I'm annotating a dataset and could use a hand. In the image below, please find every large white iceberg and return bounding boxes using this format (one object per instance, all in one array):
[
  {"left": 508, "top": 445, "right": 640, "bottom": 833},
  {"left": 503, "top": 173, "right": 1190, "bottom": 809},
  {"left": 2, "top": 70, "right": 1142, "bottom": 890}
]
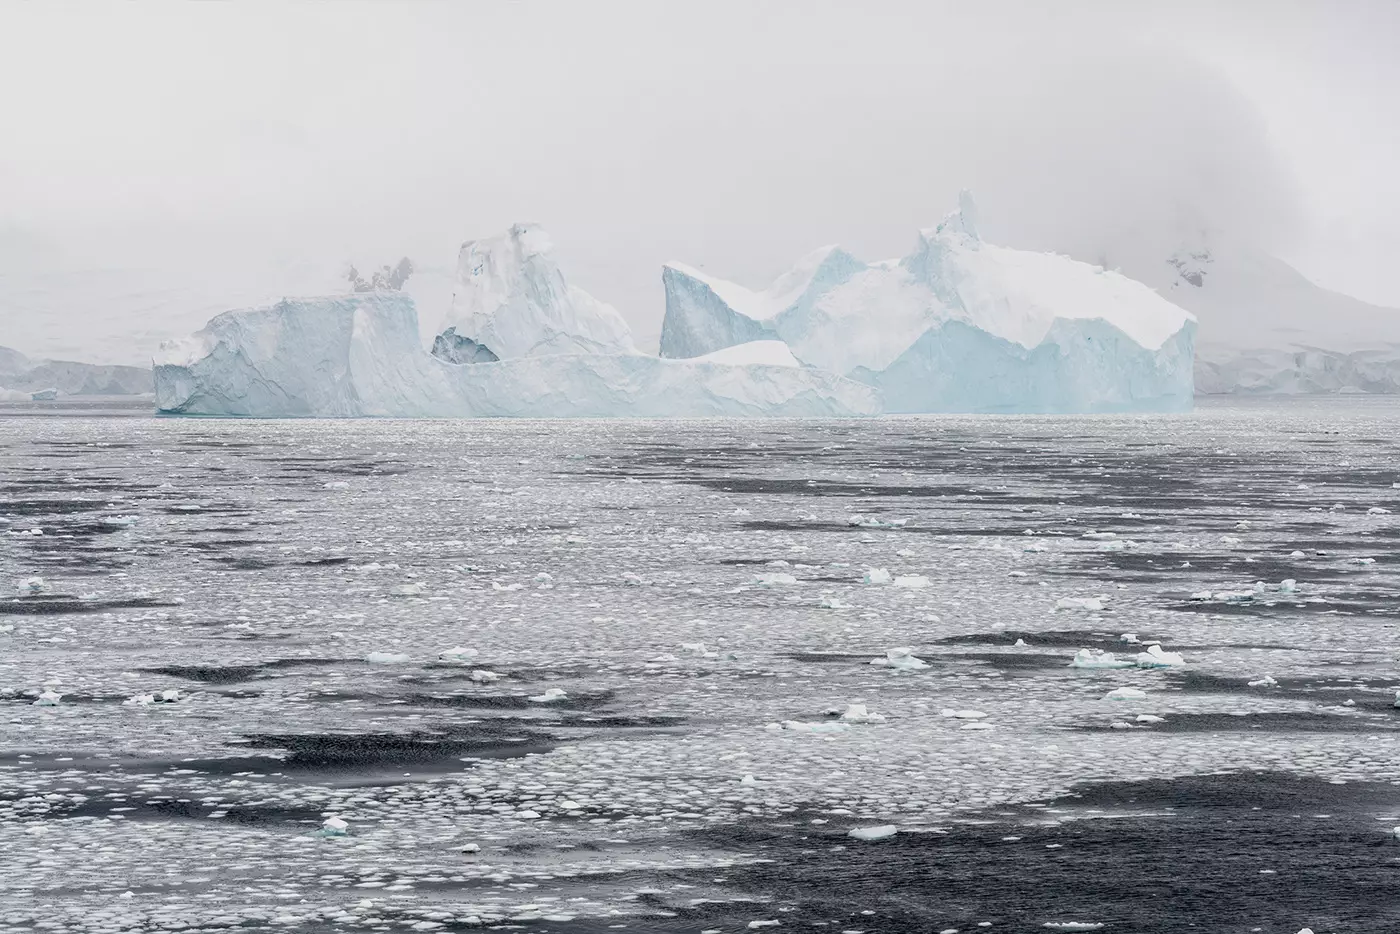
[
  {"left": 660, "top": 192, "right": 1196, "bottom": 413},
  {"left": 155, "top": 201, "right": 1197, "bottom": 417},
  {"left": 153, "top": 247, "right": 879, "bottom": 418}
]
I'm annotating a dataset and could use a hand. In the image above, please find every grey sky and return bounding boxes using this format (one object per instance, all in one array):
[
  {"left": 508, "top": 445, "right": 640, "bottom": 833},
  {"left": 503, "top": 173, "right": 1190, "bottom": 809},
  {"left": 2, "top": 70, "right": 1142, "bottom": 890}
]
[{"left": 1, "top": 0, "right": 1396, "bottom": 362}]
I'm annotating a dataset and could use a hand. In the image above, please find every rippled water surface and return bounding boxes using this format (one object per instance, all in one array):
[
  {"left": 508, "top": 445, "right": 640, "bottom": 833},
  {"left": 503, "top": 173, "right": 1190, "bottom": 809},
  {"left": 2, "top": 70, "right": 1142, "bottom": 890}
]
[{"left": 3, "top": 399, "right": 1399, "bottom": 933}]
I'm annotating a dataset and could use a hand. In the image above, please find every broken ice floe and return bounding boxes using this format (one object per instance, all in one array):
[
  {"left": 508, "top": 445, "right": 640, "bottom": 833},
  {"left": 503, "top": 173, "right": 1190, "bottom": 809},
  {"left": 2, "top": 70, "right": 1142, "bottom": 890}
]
[
  {"left": 528, "top": 687, "right": 568, "bottom": 703},
  {"left": 870, "top": 648, "right": 928, "bottom": 670},
  {"left": 1248, "top": 675, "right": 1279, "bottom": 688},
  {"left": 1103, "top": 687, "right": 1148, "bottom": 700},
  {"left": 33, "top": 690, "right": 63, "bottom": 706},
  {"left": 892, "top": 574, "right": 930, "bottom": 588},
  {"left": 17, "top": 576, "right": 49, "bottom": 596},
  {"left": 848, "top": 825, "right": 898, "bottom": 841},
  {"left": 1055, "top": 596, "right": 1103, "bottom": 612},
  {"left": 863, "top": 568, "right": 893, "bottom": 584},
  {"left": 365, "top": 652, "right": 412, "bottom": 664},
  {"left": 1134, "top": 645, "right": 1185, "bottom": 669},
  {"left": 1069, "top": 649, "right": 1134, "bottom": 670},
  {"left": 438, "top": 646, "right": 479, "bottom": 662},
  {"left": 838, "top": 703, "right": 885, "bottom": 723},
  {"left": 321, "top": 817, "right": 349, "bottom": 836}
]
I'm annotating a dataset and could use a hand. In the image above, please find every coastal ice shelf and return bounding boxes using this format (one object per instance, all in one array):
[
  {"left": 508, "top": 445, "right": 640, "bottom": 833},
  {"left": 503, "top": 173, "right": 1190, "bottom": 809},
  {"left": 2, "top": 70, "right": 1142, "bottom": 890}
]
[{"left": 154, "top": 197, "right": 1196, "bottom": 417}]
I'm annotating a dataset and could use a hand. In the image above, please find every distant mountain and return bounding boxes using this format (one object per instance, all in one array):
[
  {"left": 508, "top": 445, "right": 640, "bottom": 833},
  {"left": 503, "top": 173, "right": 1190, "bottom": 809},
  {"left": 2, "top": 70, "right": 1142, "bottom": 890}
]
[
  {"left": 0, "top": 345, "right": 151, "bottom": 396},
  {"left": 1121, "top": 237, "right": 1400, "bottom": 393}
]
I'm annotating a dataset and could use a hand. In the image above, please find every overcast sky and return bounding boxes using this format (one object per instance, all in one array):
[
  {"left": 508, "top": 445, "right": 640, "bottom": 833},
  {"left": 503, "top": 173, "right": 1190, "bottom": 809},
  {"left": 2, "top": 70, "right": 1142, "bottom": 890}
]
[{"left": 1, "top": 0, "right": 1397, "bottom": 361}]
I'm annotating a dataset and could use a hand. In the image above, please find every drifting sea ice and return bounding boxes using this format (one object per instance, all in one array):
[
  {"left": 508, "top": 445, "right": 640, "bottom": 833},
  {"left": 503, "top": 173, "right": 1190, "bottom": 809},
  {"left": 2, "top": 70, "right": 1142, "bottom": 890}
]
[
  {"left": 365, "top": 652, "right": 412, "bottom": 664},
  {"left": 1134, "top": 645, "right": 1186, "bottom": 668},
  {"left": 848, "top": 825, "right": 899, "bottom": 841},
  {"left": 863, "top": 568, "right": 893, "bottom": 584},
  {"left": 529, "top": 688, "right": 569, "bottom": 703},
  {"left": 870, "top": 648, "right": 929, "bottom": 670},
  {"left": 1069, "top": 649, "right": 1134, "bottom": 670},
  {"left": 1055, "top": 596, "right": 1103, "bottom": 611}
]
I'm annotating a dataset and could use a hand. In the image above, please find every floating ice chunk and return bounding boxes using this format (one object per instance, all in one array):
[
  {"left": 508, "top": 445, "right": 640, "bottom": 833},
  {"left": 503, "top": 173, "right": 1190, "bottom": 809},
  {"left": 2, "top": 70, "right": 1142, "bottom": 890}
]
[
  {"left": 157, "top": 689, "right": 181, "bottom": 703},
  {"left": 124, "top": 693, "right": 155, "bottom": 706},
  {"left": 323, "top": 480, "right": 350, "bottom": 490},
  {"left": 893, "top": 574, "right": 930, "bottom": 588},
  {"left": 1119, "top": 633, "right": 1139, "bottom": 644},
  {"left": 491, "top": 580, "right": 524, "bottom": 591},
  {"left": 1393, "top": 690, "right": 1400, "bottom": 709},
  {"left": 1352, "top": 557, "right": 1376, "bottom": 565},
  {"left": 534, "top": 572, "right": 554, "bottom": 585},
  {"left": 1082, "top": 531, "right": 1116, "bottom": 541},
  {"left": 1135, "top": 645, "right": 1185, "bottom": 668},
  {"left": 680, "top": 642, "right": 719, "bottom": 658},
  {"left": 839, "top": 703, "right": 886, "bottom": 723},
  {"left": 365, "top": 652, "right": 412, "bottom": 664},
  {"left": 733, "top": 507, "right": 751, "bottom": 516},
  {"left": 863, "top": 568, "right": 892, "bottom": 584},
  {"left": 469, "top": 669, "right": 503, "bottom": 683},
  {"left": 1055, "top": 597, "right": 1103, "bottom": 612},
  {"left": 1135, "top": 714, "right": 1165, "bottom": 723},
  {"left": 1042, "top": 925, "right": 1104, "bottom": 932},
  {"left": 848, "top": 515, "right": 908, "bottom": 529},
  {"left": 389, "top": 583, "right": 427, "bottom": 597},
  {"left": 322, "top": 817, "right": 349, "bottom": 836},
  {"left": 438, "top": 646, "right": 479, "bottom": 662},
  {"left": 1103, "top": 687, "right": 1147, "bottom": 700},
  {"left": 941, "top": 709, "right": 988, "bottom": 719},
  {"left": 1013, "top": 638, "right": 1028, "bottom": 647},
  {"left": 516, "top": 809, "right": 541, "bottom": 819},
  {"left": 819, "top": 596, "right": 851, "bottom": 609},
  {"left": 896, "top": 548, "right": 917, "bottom": 557},
  {"left": 622, "top": 572, "right": 644, "bottom": 586},
  {"left": 747, "top": 921, "right": 782, "bottom": 929},
  {"left": 528, "top": 687, "right": 568, "bottom": 703},
  {"left": 848, "top": 825, "right": 898, "bottom": 841},
  {"left": 34, "top": 690, "right": 63, "bottom": 706},
  {"left": 754, "top": 572, "right": 798, "bottom": 587},
  {"left": 17, "top": 576, "right": 49, "bottom": 596},
  {"left": 1248, "top": 675, "right": 1279, "bottom": 688},
  {"left": 1369, "top": 506, "right": 1392, "bottom": 515},
  {"left": 781, "top": 720, "right": 849, "bottom": 734},
  {"left": 870, "top": 647, "right": 928, "bottom": 670},
  {"left": 101, "top": 515, "right": 138, "bottom": 527},
  {"left": 961, "top": 721, "right": 993, "bottom": 731},
  {"left": 1069, "top": 649, "right": 1134, "bottom": 670},
  {"left": 1024, "top": 542, "right": 1048, "bottom": 552}
]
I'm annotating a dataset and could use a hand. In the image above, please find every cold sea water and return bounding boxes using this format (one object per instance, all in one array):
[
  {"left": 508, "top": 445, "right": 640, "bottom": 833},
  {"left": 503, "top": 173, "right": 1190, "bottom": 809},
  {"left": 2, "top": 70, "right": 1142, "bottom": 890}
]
[{"left": 2, "top": 397, "right": 1399, "bottom": 934}]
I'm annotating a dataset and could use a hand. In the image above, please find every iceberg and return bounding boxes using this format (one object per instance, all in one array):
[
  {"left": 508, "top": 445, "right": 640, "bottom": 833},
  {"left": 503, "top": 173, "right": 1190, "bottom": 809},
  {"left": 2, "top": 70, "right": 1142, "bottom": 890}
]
[
  {"left": 155, "top": 202, "right": 1195, "bottom": 417},
  {"left": 439, "top": 222, "right": 636, "bottom": 360},
  {"left": 154, "top": 280, "right": 878, "bottom": 418},
  {"left": 660, "top": 192, "right": 1196, "bottom": 413}
]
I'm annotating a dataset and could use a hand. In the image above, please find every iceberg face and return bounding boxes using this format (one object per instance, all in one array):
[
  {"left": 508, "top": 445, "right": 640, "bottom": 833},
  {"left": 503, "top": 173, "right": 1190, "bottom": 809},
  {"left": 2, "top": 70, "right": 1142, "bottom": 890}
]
[
  {"left": 444, "top": 223, "right": 636, "bottom": 360},
  {"left": 153, "top": 292, "right": 879, "bottom": 418},
  {"left": 659, "top": 245, "right": 864, "bottom": 359},
  {"left": 658, "top": 193, "right": 1196, "bottom": 413}
]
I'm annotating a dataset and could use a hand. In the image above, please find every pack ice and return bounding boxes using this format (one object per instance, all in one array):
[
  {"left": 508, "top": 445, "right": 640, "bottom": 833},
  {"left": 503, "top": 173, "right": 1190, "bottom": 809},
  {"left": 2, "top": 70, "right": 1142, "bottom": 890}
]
[
  {"left": 153, "top": 224, "right": 879, "bottom": 417},
  {"left": 661, "top": 193, "right": 1196, "bottom": 413}
]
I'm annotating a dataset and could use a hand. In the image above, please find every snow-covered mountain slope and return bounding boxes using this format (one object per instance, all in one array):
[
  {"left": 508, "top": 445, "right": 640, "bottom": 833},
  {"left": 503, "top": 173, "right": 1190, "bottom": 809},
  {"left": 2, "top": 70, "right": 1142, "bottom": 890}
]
[
  {"left": 1119, "top": 238, "right": 1400, "bottom": 394},
  {"left": 153, "top": 293, "right": 879, "bottom": 417},
  {"left": 441, "top": 223, "right": 635, "bottom": 360},
  {"left": 0, "top": 344, "right": 151, "bottom": 396},
  {"left": 661, "top": 193, "right": 1197, "bottom": 412}
]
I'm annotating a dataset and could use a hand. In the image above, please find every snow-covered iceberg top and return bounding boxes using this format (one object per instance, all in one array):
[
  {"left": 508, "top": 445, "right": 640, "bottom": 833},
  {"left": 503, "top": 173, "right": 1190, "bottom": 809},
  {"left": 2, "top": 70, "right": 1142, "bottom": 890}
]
[
  {"left": 443, "top": 222, "right": 636, "bottom": 360},
  {"left": 661, "top": 192, "right": 1196, "bottom": 413}
]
